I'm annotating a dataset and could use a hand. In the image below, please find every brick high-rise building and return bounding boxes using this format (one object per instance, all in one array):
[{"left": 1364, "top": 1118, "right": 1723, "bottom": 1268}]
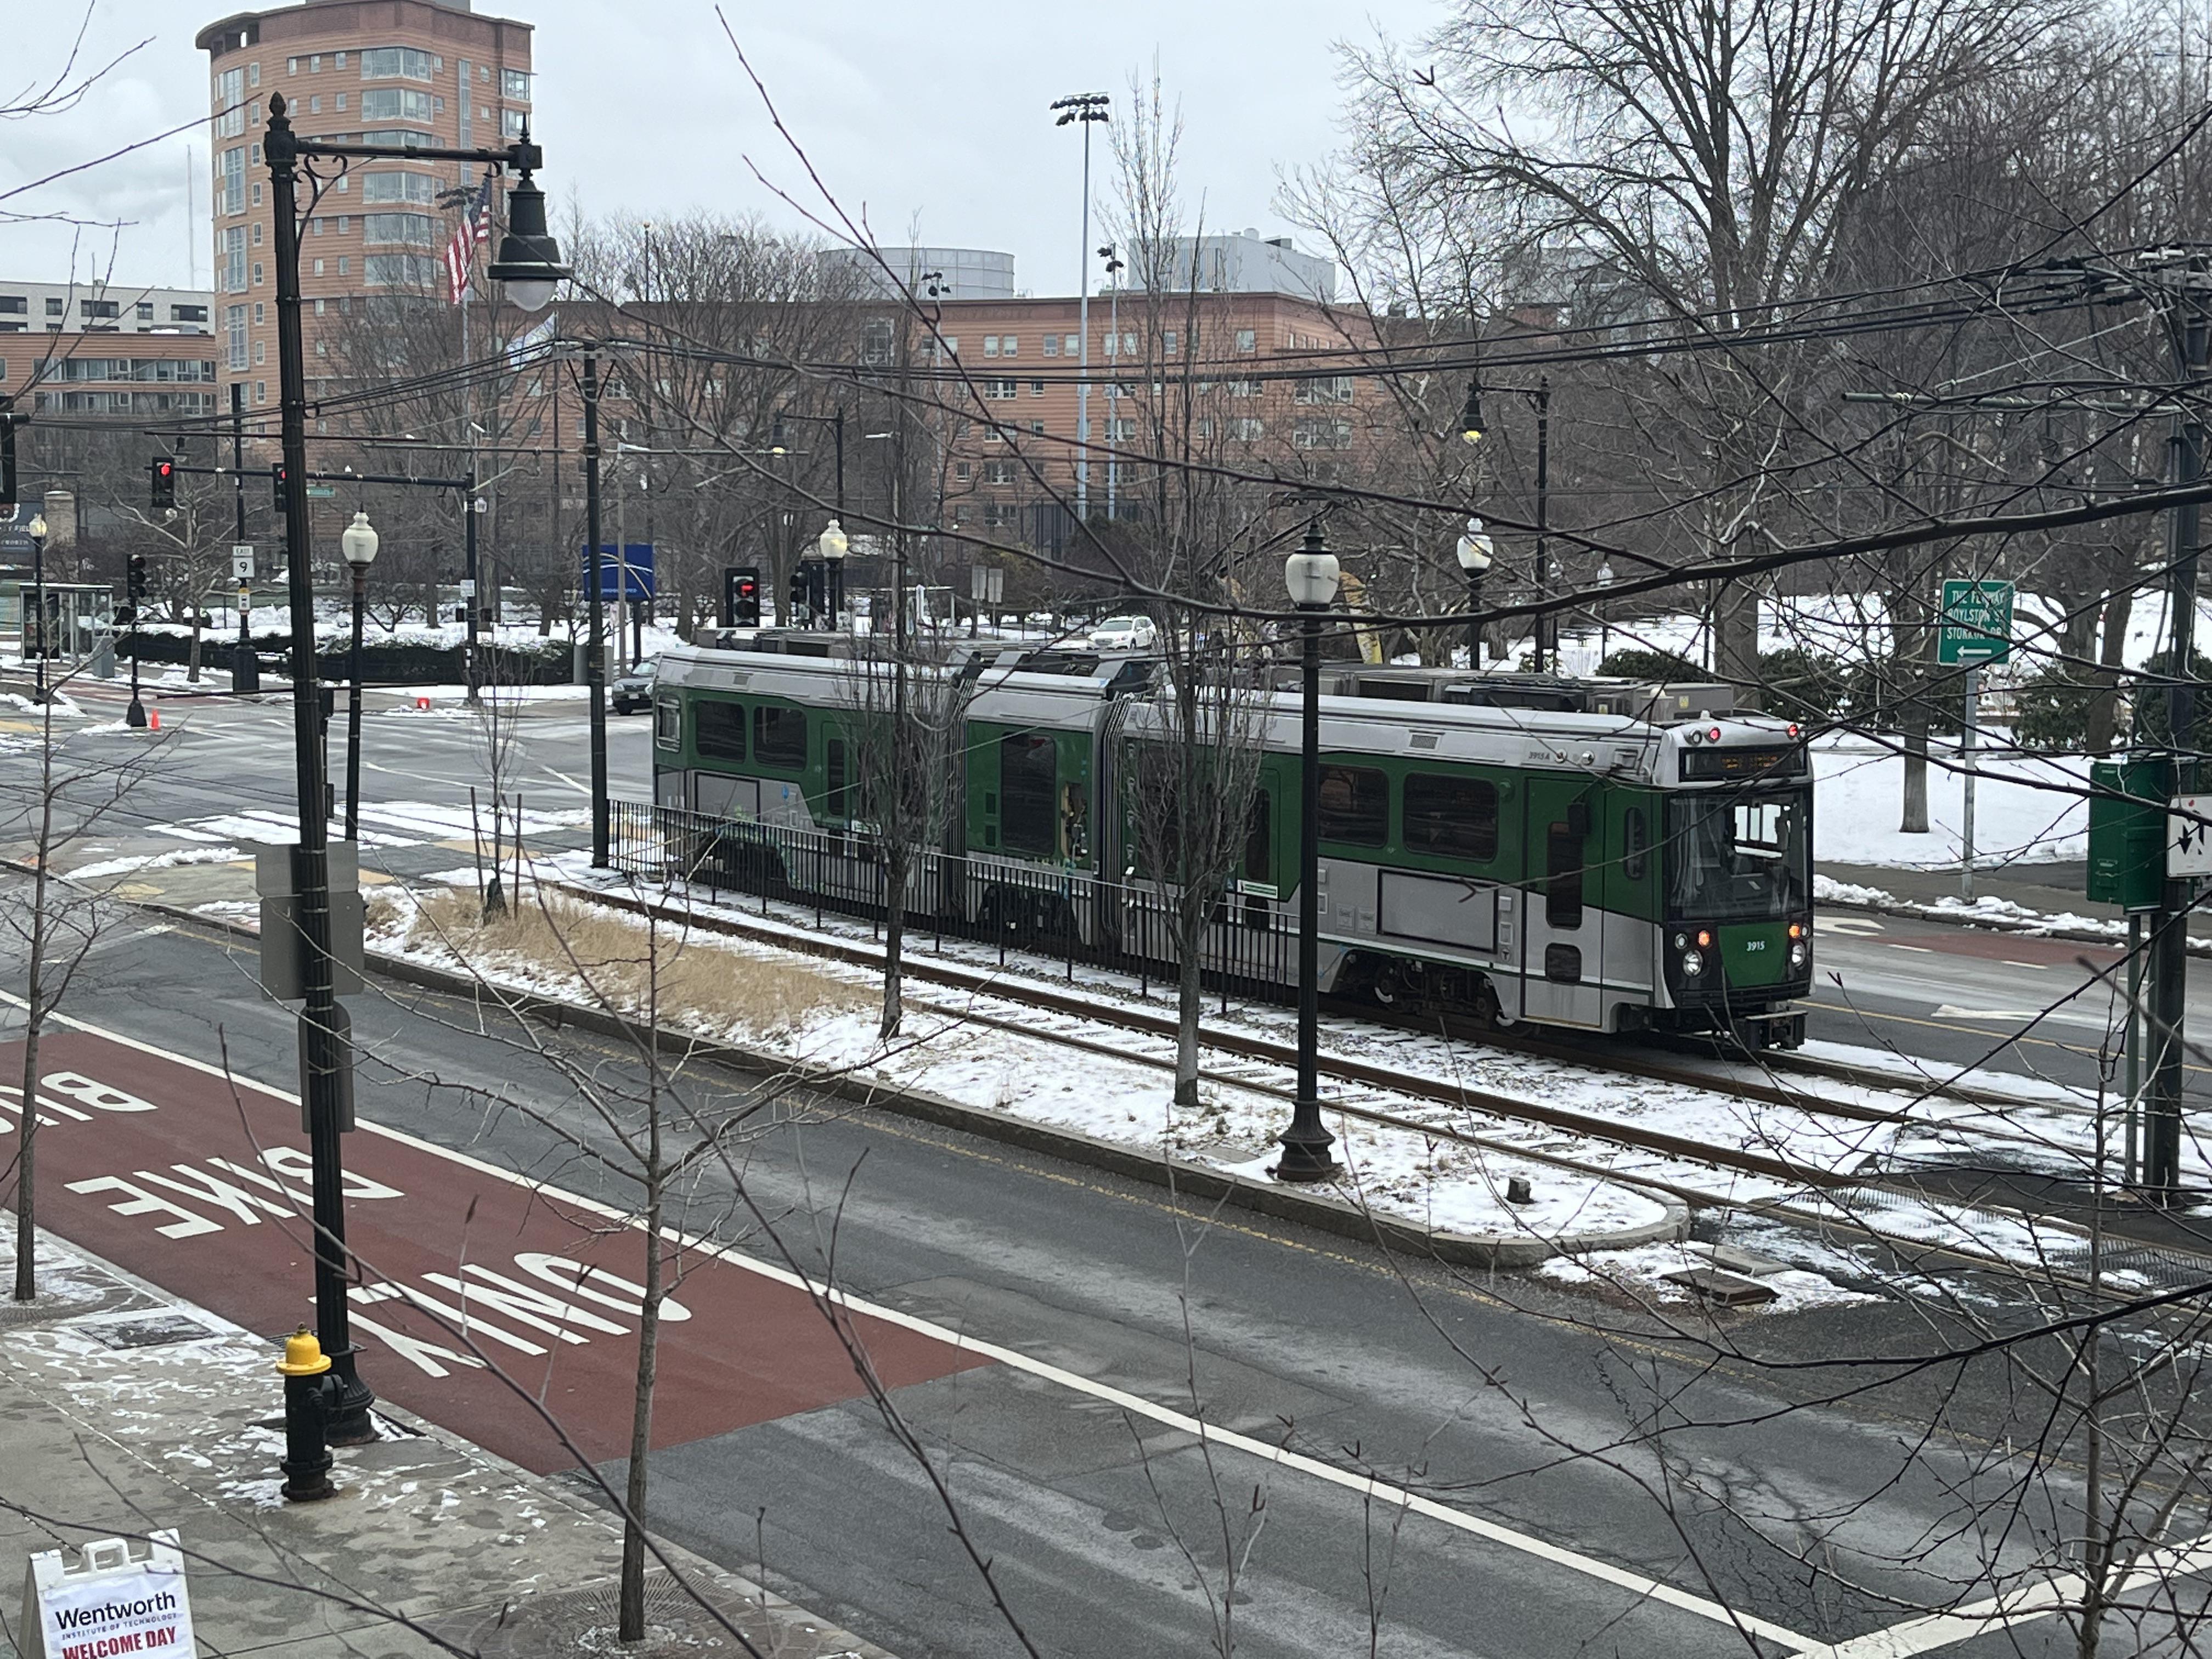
[{"left": 196, "top": 0, "right": 535, "bottom": 411}]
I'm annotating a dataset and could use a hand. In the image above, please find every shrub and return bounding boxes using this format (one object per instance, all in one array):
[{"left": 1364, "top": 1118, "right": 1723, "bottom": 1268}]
[
  {"left": 2013, "top": 667, "right": 2101, "bottom": 752},
  {"left": 1596, "top": 646, "right": 1703, "bottom": 681},
  {"left": 1758, "top": 648, "right": 1850, "bottom": 725}
]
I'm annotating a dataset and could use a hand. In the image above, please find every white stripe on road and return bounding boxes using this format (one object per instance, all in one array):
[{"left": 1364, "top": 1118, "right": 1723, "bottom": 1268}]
[
  {"left": 1791, "top": 1533, "right": 2212, "bottom": 1657},
  {"left": 13, "top": 996, "right": 1812, "bottom": 1650}
]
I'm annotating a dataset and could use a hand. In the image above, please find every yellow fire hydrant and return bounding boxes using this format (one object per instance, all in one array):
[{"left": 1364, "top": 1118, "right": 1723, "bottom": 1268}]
[{"left": 276, "top": 1327, "right": 339, "bottom": 1502}]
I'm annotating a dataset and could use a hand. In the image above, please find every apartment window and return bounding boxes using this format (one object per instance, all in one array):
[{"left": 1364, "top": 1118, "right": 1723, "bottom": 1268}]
[
  {"left": 1030, "top": 420, "right": 1045, "bottom": 435},
  {"left": 171, "top": 303, "right": 208, "bottom": 323},
  {"left": 1294, "top": 418, "right": 1351, "bottom": 449},
  {"left": 359, "top": 88, "right": 430, "bottom": 122},
  {"left": 314, "top": 298, "right": 325, "bottom": 313},
  {"left": 0, "top": 297, "right": 24, "bottom": 315},
  {"left": 954, "top": 461, "right": 971, "bottom": 481},
  {"left": 979, "top": 424, "right": 1003, "bottom": 443},
  {"left": 985, "top": 461, "right": 1015, "bottom": 485},
  {"left": 503, "top": 68, "right": 532, "bottom": 100},
  {"left": 252, "top": 222, "right": 263, "bottom": 245},
  {"left": 44, "top": 297, "right": 63, "bottom": 317},
  {"left": 1231, "top": 417, "right": 1265, "bottom": 442},
  {"left": 335, "top": 92, "right": 347, "bottom": 111},
  {"left": 502, "top": 109, "right": 526, "bottom": 137},
  {"left": 313, "top": 258, "right": 325, "bottom": 276},
  {"left": 1030, "top": 380, "right": 1045, "bottom": 397},
  {"left": 312, "top": 218, "right": 324, "bottom": 236},
  {"left": 1063, "top": 334, "right": 1078, "bottom": 356},
  {"left": 308, "top": 95, "right": 321, "bottom": 114},
  {"left": 253, "top": 302, "right": 264, "bottom": 325},
  {"left": 251, "top": 182, "right": 262, "bottom": 207},
  {"left": 983, "top": 378, "right": 1018, "bottom": 400},
  {"left": 250, "top": 102, "right": 261, "bottom": 125},
  {"left": 335, "top": 52, "right": 346, "bottom": 67},
  {"left": 936, "top": 336, "right": 958, "bottom": 358},
  {"left": 336, "top": 216, "right": 349, "bottom": 233},
  {"left": 359, "top": 47, "right": 435, "bottom": 81},
  {"left": 1296, "top": 375, "right": 1355, "bottom": 405},
  {"left": 223, "top": 227, "right": 246, "bottom": 292},
  {"left": 248, "top": 61, "right": 260, "bottom": 87},
  {"left": 364, "top": 253, "right": 436, "bottom": 286},
  {"left": 251, "top": 262, "right": 263, "bottom": 285},
  {"left": 1236, "top": 329, "right": 1258, "bottom": 352},
  {"left": 983, "top": 501, "right": 1018, "bottom": 529},
  {"left": 336, "top": 175, "right": 347, "bottom": 191},
  {"left": 362, "top": 171, "right": 437, "bottom": 204},
  {"left": 215, "top": 67, "right": 245, "bottom": 135},
  {"left": 364, "top": 212, "right": 435, "bottom": 246},
  {"left": 861, "top": 317, "right": 894, "bottom": 366},
  {"left": 457, "top": 59, "right": 472, "bottom": 147},
  {"left": 309, "top": 54, "right": 321, "bottom": 72},
  {"left": 337, "top": 257, "right": 348, "bottom": 275},
  {"left": 221, "top": 146, "right": 244, "bottom": 213},
  {"left": 1041, "top": 334, "right": 1059, "bottom": 357},
  {"left": 983, "top": 335, "right": 999, "bottom": 357},
  {"left": 1109, "top": 419, "right": 1137, "bottom": 441},
  {"left": 1163, "top": 331, "right": 1178, "bottom": 355},
  {"left": 225, "top": 304, "right": 247, "bottom": 369},
  {"left": 287, "top": 58, "right": 297, "bottom": 75},
  {"left": 999, "top": 335, "right": 1018, "bottom": 358},
  {"left": 1228, "top": 379, "right": 1259, "bottom": 397},
  {"left": 253, "top": 340, "right": 265, "bottom": 365}
]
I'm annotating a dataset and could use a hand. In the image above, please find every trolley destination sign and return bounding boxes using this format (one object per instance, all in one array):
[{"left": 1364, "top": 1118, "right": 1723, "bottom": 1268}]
[{"left": 1938, "top": 579, "right": 2015, "bottom": 664}]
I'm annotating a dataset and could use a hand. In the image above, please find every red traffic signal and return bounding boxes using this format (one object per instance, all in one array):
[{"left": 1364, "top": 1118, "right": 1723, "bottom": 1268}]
[{"left": 150, "top": 456, "right": 176, "bottom": 511}]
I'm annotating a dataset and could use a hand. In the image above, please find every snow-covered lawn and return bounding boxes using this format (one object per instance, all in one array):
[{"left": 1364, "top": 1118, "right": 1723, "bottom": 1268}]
[{"left": 1813, "top": 736, "right": 2087, "bottom": 868}]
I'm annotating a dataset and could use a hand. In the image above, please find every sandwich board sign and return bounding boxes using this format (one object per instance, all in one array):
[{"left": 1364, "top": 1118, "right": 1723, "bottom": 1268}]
[{"left": 21, "top": 1530, "right": 194, "bottom": 1658}]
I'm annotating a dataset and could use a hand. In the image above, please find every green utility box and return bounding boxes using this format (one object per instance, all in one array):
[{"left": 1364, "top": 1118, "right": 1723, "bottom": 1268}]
[{"left": 2088, "top": 757, "right": 2170, "bottom": 911}]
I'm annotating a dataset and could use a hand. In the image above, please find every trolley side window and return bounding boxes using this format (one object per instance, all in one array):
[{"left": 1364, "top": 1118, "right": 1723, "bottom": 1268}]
[
  {"left": 1000, "top": 732, "right": 1058, "bottom": 856},
  {"left": 1402, "top": 771, "right": 1499, "bottom": 862},
  {"left": 752, "top": 704, "right": 807, "bottom": 770},
  {"left": 654, "top": 695, "right": 681, "bottom": 749},
  {"left": 1317, "top": 764, "right": 1389, "bottom": 847},
  {"left": 1546, "top": 821, "right": 1585, "bottom": 929},
  {"left": 695, "top": 697, "right": 747, "bottom": 761}
]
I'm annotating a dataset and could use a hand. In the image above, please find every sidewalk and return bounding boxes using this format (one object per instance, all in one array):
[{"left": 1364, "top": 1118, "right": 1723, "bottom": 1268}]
[
  {"left": 1817, "top": 857, "right": 2212, "bottom": 943},
  {"left": 0, "top": 1229, "right": 890, "bottom": 1658}
]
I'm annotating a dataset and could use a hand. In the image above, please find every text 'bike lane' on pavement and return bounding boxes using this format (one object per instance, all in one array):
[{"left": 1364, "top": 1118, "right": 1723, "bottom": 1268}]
[{"left": 0, "top": 1030, "right": 988, "bottom": 1474}]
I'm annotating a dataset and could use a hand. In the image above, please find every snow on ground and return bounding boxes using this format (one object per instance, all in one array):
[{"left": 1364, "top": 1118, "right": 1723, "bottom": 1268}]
[
  {"left": 70, "top": 845, "right": 246, "bottom": 881},
  {"left": 1812, "top": 735, "right": 2086, "bottom": 868}
]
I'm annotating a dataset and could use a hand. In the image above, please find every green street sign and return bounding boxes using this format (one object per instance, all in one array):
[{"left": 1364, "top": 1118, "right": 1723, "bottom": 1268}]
[
  {"left": 305, "top": 484, "right": 337, "bottom": 499},
  {"left": 1938, "top": 579, "right": 2013, "bottom": 665}
]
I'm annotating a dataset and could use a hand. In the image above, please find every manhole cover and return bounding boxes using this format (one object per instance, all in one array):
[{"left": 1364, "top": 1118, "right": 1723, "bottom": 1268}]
[{"left": 71, "top": 1312, "right": 222, "bottom": 1350}]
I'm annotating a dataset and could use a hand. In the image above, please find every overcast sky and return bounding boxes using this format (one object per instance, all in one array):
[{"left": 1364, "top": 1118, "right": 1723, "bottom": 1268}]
[{"left": 5, "top": 0, "right": 1440, "bottom": 298}]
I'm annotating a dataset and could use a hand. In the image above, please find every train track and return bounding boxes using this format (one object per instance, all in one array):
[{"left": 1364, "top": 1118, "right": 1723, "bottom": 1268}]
[{"left": 558, "top": 878, "right": 2182, "bottom": 1286}]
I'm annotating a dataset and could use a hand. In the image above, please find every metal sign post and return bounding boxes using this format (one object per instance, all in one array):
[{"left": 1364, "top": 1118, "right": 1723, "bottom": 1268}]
[{"left": 1938, "top": 580, "right": 2013, "bottom": 902}]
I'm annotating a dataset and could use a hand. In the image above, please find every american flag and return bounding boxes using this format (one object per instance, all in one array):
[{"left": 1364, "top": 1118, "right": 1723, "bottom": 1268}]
[{"left": 443, "top": 172, "right": 495, "bottom": 304}]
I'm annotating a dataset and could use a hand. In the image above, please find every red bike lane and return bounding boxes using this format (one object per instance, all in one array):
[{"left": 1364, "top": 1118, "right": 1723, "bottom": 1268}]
[{"left": 1, "top": 1027, "right": 989, "bottom": 1473}]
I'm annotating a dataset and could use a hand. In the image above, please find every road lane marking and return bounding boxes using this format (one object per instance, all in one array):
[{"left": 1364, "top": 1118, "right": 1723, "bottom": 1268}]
[
  {"left": 1931, "top": 1006, "right": 2042, "bottom": 1022},
  {"left": 2000, "top": 962, "right": 2049, "bottom": 971},
  {"left": 1886, "top": 944, "right": 1935, "bottom": 953},
  {"left": 1792, "top": 1531, "right": 2212, "bottom": 1656},
  {"left": 10, "top": 994, "right": 1812, "bottom": 1651}
]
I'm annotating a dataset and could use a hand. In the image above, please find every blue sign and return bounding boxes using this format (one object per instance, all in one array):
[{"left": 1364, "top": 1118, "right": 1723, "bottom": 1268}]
[{"left": 582, "top": 543, "right": 654, "bottom": 601}]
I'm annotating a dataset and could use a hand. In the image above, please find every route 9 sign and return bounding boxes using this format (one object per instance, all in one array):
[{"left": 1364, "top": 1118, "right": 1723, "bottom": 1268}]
[{"left": 1938, "top": 579, "right": 2014, "bottom": 665}]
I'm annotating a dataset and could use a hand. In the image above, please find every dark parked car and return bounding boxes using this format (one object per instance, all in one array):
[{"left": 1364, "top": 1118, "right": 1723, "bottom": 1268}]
[{"left": 611, "top": 658, "right": 657, "bottom": 715}]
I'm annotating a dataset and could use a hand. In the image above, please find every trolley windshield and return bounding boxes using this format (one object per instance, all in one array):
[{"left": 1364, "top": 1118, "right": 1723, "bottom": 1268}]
[{"left": 1666, "top": 787, "right": 1810, "bottom": 921}]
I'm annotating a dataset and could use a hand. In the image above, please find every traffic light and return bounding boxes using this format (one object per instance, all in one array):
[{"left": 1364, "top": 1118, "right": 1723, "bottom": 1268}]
[
  {"left": 272, "top": 462, "right": 287, "bottom": 514},
  {"left": 126, "top": 552, "right": 147, "bottom": 600},
  {"left": 725, "top": 565, "right": 760, "bottom": 628},
  {"left": 785, "top": 566, "right": 811, "bottom": 629},
  {"left": 150, "top": 456, "right": 176, "bottom": 511}
]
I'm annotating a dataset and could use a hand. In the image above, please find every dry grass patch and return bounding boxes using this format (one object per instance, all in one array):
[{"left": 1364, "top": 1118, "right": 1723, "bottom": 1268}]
[{"left": 400, "top": 887, "right": 861, "bottom": 1036}]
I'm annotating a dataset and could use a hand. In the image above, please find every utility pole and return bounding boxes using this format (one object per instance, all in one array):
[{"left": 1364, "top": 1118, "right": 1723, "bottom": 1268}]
[
  {"left": 1534, "top": 377, "right": 1550, "bottom": 671},
  {"left": 583, "top": 352, "right": 610, "bottom": 867},
  {"left": 463, "top": 466, "right": 481, "bottom": 704},
  {"left": 1052, "top": 93, "right": 1109, "bottom": 523},
  {"left": 2147, "top": 283, "right": 2209, "bottom": 1202},
  {"left": 230, "top": 382, "right": 258, "bottom": 693}
]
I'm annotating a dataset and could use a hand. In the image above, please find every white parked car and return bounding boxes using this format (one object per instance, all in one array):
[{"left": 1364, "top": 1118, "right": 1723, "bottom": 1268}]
[{"left": 1087, "top": 614, "right": 1158, "bottom": 651}]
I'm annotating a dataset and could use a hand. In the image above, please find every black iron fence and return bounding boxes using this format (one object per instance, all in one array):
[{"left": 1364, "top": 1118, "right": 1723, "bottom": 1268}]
[{"left": 610, "top": 799, "right": 1295, "bottom": 1002}]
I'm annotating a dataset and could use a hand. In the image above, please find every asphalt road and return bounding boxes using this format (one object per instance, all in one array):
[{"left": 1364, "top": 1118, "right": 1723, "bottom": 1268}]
[{"left": 0, "top": 902, "right": 2168, "bottom": 1659}]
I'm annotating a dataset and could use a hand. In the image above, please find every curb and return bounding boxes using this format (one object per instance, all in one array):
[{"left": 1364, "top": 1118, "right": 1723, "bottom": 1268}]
[
  {"left": 129, "top": 896, "right": 1686, "bottom": 1269},
  {"left": 1815, "top": 883, "right": 2212, "bottom": 957}
]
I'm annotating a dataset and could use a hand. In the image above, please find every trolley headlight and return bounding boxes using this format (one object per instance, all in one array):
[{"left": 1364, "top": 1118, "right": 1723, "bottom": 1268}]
[
  {"left": 1672, "top": 932, "right": 1689, "bottom": 950},
  {"left": 1790, "top": 939, "right": 1809, "bottom": 969},
  {"left": 1681, "top": 950, "right": 1706, "bottom": 977}
]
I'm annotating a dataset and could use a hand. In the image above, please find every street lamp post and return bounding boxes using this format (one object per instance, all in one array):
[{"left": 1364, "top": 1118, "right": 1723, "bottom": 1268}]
[
  {"left": 1455, "top": 516, "right": 1493, "bottom": 669},
  {"left": 230, "top": 382, "right": 259, "bottom": 693},
  {"left": 1053, "top": 93, "right": 1109, "bottom": 522},
  {"left": 262, "top": 92, "right": 566, "bottom": 1437},
  {"left": 1276, "top": 521, "right": 1342, "bottom": 1183},
  {"left": 1099, "top": 243, "right": 1124, "bottom": 522},
  {"left": 1458, "top": 374, "right": 1551, "bottom": 669},
  {"left": 26, "top": 512, "right": 46, "bottom": 705},
  {"left": 817, "top": 518, "right": 848, "bottom": 630},
  {"left": 463, "top": 476, "right": 483, "bottom": 704},
  {"left": 1595, "top": 560, "right": 1616, "bottom": 663},
  {"left": 341, "top": 510, "right": 379, "bottom": 842}
]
